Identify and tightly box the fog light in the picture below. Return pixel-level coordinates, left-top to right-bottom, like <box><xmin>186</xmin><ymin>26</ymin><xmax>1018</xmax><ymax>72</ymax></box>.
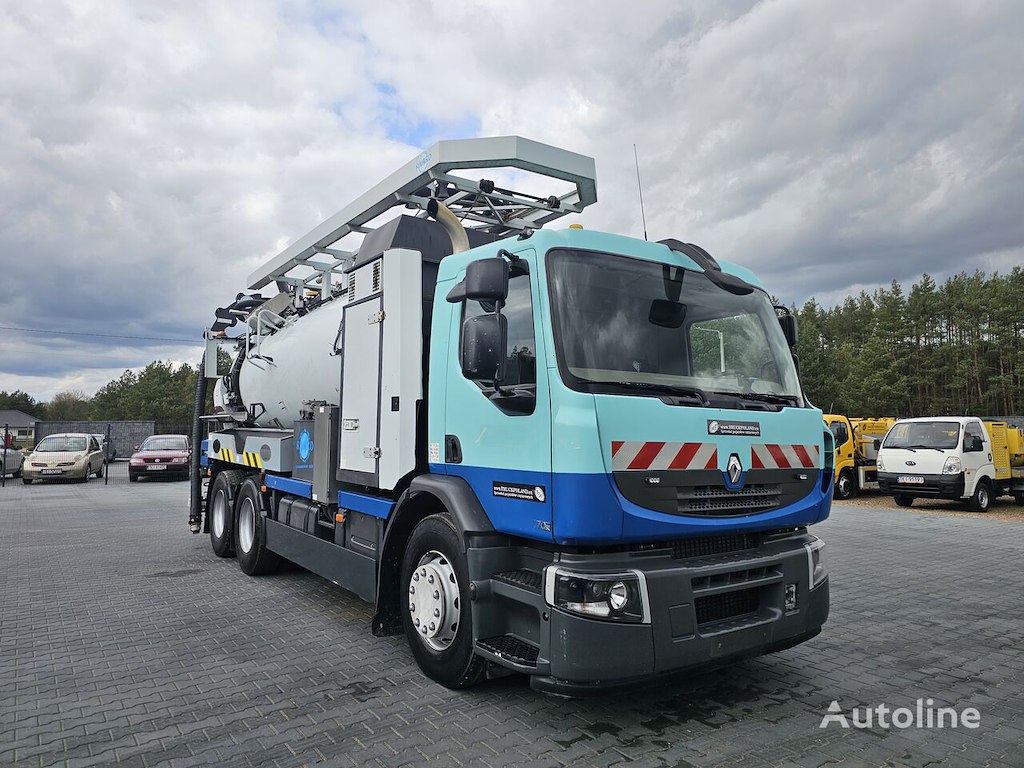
<box><xmin>785</xmin><ymin>583</ymin><xmax>798</xmax><ymax>610</ymax></box>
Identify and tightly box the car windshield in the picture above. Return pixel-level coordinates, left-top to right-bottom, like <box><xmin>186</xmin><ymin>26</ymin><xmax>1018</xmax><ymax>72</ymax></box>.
<box><xmin>883</xmin><ymin>421</ymin><xmax>960</xmax><ymax>450</ymax></box>
<box><xmin>36</xmin><ymin>436</ymin><xmax>87</xmax><ymax>452</ymax></box>
<box><xmin>546</xmin><ymin>249</ymin><xmax>803</xmax><ymax>405</ymax></box>
<box><xmin>142</xmin><ymin>437</ymin><xmax>188</xmax><ymax>451</ymax></box>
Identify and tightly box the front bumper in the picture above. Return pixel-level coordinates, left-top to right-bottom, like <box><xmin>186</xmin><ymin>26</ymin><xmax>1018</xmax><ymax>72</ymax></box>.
<box><xmin>129</xmin><ymin>463</ymin><xmax>190</xmax><ymax>479</ymax></box>
<box><xmin>471</xmin><ymin>530</ymin><xmax>829</xmax><ymax>693</ymax></box>
<box><xmin>877</xmin><ymin>471</ymin><xmax>965</xmax><ymax>499</ymax></box>
<box><xmin>23</xmin><ymin>463</ymin><xmax>88</xmax><ymax>481</ymax></box>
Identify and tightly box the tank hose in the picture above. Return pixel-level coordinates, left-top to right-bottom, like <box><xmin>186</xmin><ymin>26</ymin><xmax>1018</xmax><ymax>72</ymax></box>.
<box><xmin>188</xmin><ymin>351</ymin><xmax>209</xmax><ymax>533</ymax></box>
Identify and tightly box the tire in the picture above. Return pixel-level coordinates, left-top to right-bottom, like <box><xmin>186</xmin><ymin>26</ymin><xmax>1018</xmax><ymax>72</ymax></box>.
<box><xmin>894</xmin><ymin>494</ymin><xmax>914</xmax><ymax>507</ymax></box>
<box><xmin>95</xmin><ymin>462</ymin><xmax>104</xmax><ymax>479</ymax></box>
<box><xmin>80</xmin><ymin>467</ymin><xmax>90</xmax><ymax>483</ymax></box>
<box><xmin>13</xmin><ymin>464</ymin><xmax>22</xmax><ymax>479</ymax></box>
<box><xmin>208</xmin><ymin>470</ymin><xmax>245</xmax><ymax>558</ymax></box>
<box><xmin>129</xmin><ymin>474</ymin><xmax>138</xmax><ymax>482</ymax></box>
<box><xmin>835</xmin><ymin>469</ymin><xmax>856</xmax><ymax>501</ymax></box>
<box><xmin>401</xmin><ymin>514</ymin><xmax>486</xmax><ymax>689</ymax></box>
<box><xmin>968</xmin><ymin>479</ymin><xmax>991</xmax><ymax>513</ymax></box>
<box><xmin>1014</xmin><ymin>491</ymin><xmax>1024</xmax><ymax>507</ymax></box>
<box><xmin>22</xmin><ymin>478</ymin><xmax>31</xmax><ymax>485</ymax></box>
<box><xmin>234</xmin><ymin>478</ymin><xmax>281</xmax><ymax>576</ymax></box>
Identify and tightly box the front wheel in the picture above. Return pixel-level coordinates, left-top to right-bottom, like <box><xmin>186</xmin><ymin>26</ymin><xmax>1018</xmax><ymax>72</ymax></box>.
<box><xmin>1014</xmin><ymin>490</ymin><xmax>1024</xmax><ymax>506</ymax></box>
<box><xmin>95</xmin><ymin>462</ymin><xmax>104</xmax><ymax>479</ymax></box>
<box><xmin>968</xmin><ymin>479</ymin><xmax>991</xmax><ymax>513</ymax></box>
<box><xmin>401</xmin><ymin>515</ymin><xmax>486</xmax><ymax>689</ymax></box>
<box><xmin>894</xmin><ymin>494</ymin><xmax>914</xmax><ymax>507</ymax></box>
<box><xmin>835</xmin><ymin>469</ymin><xmax>856</xmax><ymax>501</ymax></box>
<box><xmin>234</xmin><ymin>478</ymin><xmax>280</xmax><ymax>576</ymax></box>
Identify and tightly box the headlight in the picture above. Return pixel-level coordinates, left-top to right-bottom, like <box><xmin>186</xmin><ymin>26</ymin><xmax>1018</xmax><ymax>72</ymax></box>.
<box><xmin>942</xmin><ymin>456</ymin><xmax>962</xmax><ymax>474</ymax></box>
<box><xmin>544</xmin><ymin>568</ymin><xmax>650</xmax><ymax>623</ymax></box>
<box><xmin>877</xmin><ymin>456</ymin><xmax>885</xmax><ymax>472</ymax></box>
<box><xmin>130</xmin><ymin>458</ymin><xmax>144</xmax><ymax>465</ymax></box>
<box><xmin>805</xmin><ymin>538</ymin><xmax>828</xmax><ymax>589</ymax></box>
<box><xmin>171</xmin><ymin>457</ymin><xmax>188</xmax><ymax>464</ymax></box>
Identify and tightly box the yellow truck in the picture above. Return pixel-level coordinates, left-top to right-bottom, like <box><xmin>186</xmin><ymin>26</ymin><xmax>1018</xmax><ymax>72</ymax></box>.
<box><xmin>877</xmin><ymin>417</ymin><xmax>1024</xmax><ymax>511</ymax></box>
<box><xmin>824</xmin><ymin>415</ymin><xmax>895</xmax><ymax>500</ymax></box>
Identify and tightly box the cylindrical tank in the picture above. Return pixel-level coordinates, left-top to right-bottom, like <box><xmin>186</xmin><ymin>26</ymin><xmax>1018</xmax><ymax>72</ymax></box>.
<box><xmin>214</xmin><ymin>299</ymin><xmax>345</xmax><ymax>428</ymax></box>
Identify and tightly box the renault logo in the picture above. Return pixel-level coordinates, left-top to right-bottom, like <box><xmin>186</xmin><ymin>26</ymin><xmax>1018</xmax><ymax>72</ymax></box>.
<box><xmin>727</xmin><ymin>453</ymin><xmax>743</xmax><ymax>485</ymax></box>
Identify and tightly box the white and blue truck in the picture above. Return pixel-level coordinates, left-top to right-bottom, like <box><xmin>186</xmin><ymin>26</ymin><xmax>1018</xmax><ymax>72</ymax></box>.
<box><xmin>189</xmin><ymin>137</ymin><xmax>832</xmax><ymax>693</ymax></box>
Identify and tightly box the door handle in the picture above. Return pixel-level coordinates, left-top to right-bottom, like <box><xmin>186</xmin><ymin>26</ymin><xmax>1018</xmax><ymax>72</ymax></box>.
<box><xmin>445</xmin><ymin>435</ymin><xmax>462</xmax><ymax>464</ymax></box>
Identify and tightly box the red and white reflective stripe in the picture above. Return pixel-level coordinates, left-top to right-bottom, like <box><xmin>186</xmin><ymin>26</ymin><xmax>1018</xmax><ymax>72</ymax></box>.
<box><xmin>750</xmin><ymin>444</ymin><xmax>820</xmax><ymax>469</ymax></box>
<box><xmin>611</xmin><ymin>441</ymin><xmax>718</xmax><ymax>471</ymax></box>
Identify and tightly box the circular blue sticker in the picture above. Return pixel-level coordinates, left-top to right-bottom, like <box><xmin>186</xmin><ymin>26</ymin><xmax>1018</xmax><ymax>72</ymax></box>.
<box><xmin>297</xmin><ymin>429</ymin><xmax>313</xmax><ymax>462</ymax></box>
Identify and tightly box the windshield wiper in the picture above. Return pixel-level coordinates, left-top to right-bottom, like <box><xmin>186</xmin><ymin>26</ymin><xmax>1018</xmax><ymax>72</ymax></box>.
<box><xmin>592</xmin><ymin>381</ymin><xmax>710</xmax><ymax>406</ymax></box>
<box><xmin>712</xmin><ymin>391</ymin><xmax>800</xmax><ymax>407</ymax></box>
<box><xmin>904</xmin><ymin>444</ymin><xmax>945</xmax><ymax>452</ymax></box>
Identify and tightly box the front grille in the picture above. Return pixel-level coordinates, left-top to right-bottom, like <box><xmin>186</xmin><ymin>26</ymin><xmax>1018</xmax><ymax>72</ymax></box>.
<box><xmin>670</xmin><ymin>533</ymin><xmax>760</xmax><ymax>559</ymax></box>
<box><xmin>677</xmin><ymin>484</ymin><xmax>781</xmax><ymax>517</ymax></box>
<box><xmin>695</xmin><ymin>588</ymin><xmax>760</xmax><ymax>626</ymax></box>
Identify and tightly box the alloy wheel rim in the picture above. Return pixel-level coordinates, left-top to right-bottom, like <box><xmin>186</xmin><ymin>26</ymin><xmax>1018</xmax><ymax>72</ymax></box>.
<box><xmin>238</xmin><ymin>498</ymin><xmax>256</xmax><ymax>553</ymax></box>
<box><xmin>408</xmin><ymin>550</ymin><xmax>460</xmax><ymax>651</ymax></box>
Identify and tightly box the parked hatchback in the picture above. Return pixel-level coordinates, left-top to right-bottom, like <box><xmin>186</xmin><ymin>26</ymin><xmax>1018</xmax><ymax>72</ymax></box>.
<box><xmin>23</xmin><ymin>433</ymin><xmax>105</xmax><ymax>484</ymax></box>
<box><xmin>129</xmin><ymin>434</ymin><xmax>191</xmax><ymax>481</ymax></box>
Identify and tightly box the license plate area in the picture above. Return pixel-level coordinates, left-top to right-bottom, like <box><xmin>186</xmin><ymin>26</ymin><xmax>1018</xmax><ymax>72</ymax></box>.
<box><xmin>147</xmin><ymin>465</ymin><xmax>167</xmax><ymax>471</ymax></box>
<box><xmin>897</xmin><ymin>475</ymin><xmax>924</xmax><ymax>484</ymax></box>
<box><xmin>40</xmin><ymin>468</ymin><xmax>62</xmax><ymax>475</ymax></box>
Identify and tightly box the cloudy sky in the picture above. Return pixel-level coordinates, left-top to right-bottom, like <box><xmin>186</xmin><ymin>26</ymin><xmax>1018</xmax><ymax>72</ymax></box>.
<box><xmin>1</xmin><ymin>0</ymin><xmax>1021</xmax><ymax>400</ymax></box>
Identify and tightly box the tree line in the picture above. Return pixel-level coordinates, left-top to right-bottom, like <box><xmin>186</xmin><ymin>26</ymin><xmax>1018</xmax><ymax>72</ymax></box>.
<box><xmin>0</xmin><ymin>361</ymin><xmax>202</xmax><ymax>425</ymax></box>
<box><xmin>795</xmin><ymin>269</ymin><xmax>1024</xmax><ymax>418</ymax></box>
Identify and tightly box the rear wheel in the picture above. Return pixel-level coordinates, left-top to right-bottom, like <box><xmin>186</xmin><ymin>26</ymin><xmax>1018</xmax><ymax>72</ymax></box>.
<box><xmin>1014</xmin><ymin>490</ymin><xmax>1024</xmax><ymax>506</ymax></box>
<box><xmin>968</xmin><ymin>479</ymin><xmax>991</xmax><ymax>513</ymax></box>
<box><xmin>208</xmin><ymin>470</ymin><xmax>245</xmax><ymax>558</ymax></box>
<box><xmin>94</xmin><ymin>462</ymin><xmax>104</xmax><ymax>479</ymax></box>
<box><xmin>835</xmin><ymin>469</ymin><xmax>856</xmax><ymax>501</ymax></box>
<box><xmin>401</xmin><ymin>514</ymin><xmax>486</xmax><ymax>689</ymax></box>
<box><xmin>234</xmin><ymin>478</ymin><xmax>281</xmax><ymax>576</ymax></box>
<box><xmin>894</xmin><ymin>494</ymin><xmax>914</xmax><ymax>507</ymax></box>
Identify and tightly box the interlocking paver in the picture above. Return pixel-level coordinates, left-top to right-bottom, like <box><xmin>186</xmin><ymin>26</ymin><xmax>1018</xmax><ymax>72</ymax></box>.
<box><xmin>2</xmin><ymin>481</ymin><xmax>1022</xmax><ymax>766</ymax></box>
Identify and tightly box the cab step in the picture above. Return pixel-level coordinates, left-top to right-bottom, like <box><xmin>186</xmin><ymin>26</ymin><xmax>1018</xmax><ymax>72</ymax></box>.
<box><xmin>492</xmin><ymin>569</ymin><xmax>543</xmax><ymax>594</ymax></box>
<box><xmin>477</xmin><ymin>635</ymin><xmax>540</xmax><ymax>668</ymax></box>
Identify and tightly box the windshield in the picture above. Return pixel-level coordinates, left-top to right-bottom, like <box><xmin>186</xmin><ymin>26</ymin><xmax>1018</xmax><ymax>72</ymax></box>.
<box><xmin>36</xmin><ymin>436</ymin><xmax>87</xmax><ymax>453</ymax></box>
<box><xmin>883</xmin><ymin>421</ymin><xmax>960</xmax><ymax>450</ymax></box>
<box><xmin>142</xmin><ymin>437</ymin><xmax>188</xmax><ymax>451</ymax></box>
<box><xmin>546</xmin><ymin>249</ymin><xmax>803</xmax><ymax>405</ymax></box>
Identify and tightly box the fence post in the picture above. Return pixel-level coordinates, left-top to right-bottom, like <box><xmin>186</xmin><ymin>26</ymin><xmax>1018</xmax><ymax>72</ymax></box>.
<box><xmin>105</xmin><ymin>423</ymin><xmax>111</xmax><ymax>486</ymax></box>
<box><xmin>2</xmin><ymin>424</ymin><xmax>8</xmax><ymax>488</ymax></box>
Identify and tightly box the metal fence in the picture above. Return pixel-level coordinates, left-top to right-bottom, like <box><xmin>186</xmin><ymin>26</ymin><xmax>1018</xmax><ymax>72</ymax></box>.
<box><xmin>1</xmin><ymin>423</ymin><xmax>201</xmax><ymax>489</ymax></box>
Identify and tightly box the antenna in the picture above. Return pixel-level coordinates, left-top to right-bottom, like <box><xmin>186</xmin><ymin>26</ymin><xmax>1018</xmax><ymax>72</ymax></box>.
<box><xmin>633</xmin><ymin>143</ymin><xmax>648</xmax><ymax>241</ymax></box>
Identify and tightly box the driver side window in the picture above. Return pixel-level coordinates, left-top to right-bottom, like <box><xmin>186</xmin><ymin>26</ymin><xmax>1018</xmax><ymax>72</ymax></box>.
<box><xmin>463</xmin><ymin>273</ymin><xmax>537</xmax><ymax>389</ymax></box>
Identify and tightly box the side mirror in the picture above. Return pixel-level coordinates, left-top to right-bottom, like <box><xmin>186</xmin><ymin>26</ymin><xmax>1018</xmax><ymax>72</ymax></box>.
<box><xmin>464</xmin><ymin>258</ymin><xmax>509</xmax><ymax>301</ymax></box>
<box><xmin>778</xmin><ymin>314</ymin><xmax>798</xmax><ymax>347</ymax></box>
<box><xmin>133</xmin><ymin>445</ymin><xmax>140</xmax><ymax>451</ymax></box>
<box><xmin>873</xmin><ymin>439</ymin><xmax>881</xmax><ymax>452</ymax></box>
<box><xmin>461</xmin><ymin>314</ymin><xmax>507</xmax><ymax>381</ymax></box>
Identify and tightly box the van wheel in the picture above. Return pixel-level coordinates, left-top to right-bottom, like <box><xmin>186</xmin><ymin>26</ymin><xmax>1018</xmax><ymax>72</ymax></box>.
<box><xmin>401</xmin><ymin>514</ymin><xmax>486</xmax><ymax>689</ymax></box>
<box><xmin>235</xmin><ymin>478</ymin><xmax>281</xmax><ymax>576</ymax></box>
<box><xmin>835</xmin><ymin>469</ymin><xmax>856</xmax><ymax>500</ymax></box>
<box><xmin>894</xmin><ymin>494</ymin><xmax>914</xmax><ymax>507</ymax></box>
<box><xmin>1014</xmin><ymin>491</ymin><xmax>1024</xmax><ymax>506</ymax></box>
<box><xmin>968</xmin><ymin>479</ymin><xmax>991</xmax><ymax>513</ymax></box>
<box><xmin>208</xmin><ymin>470</ymin><xmax>245</xmax><ymax>558</ymax></box>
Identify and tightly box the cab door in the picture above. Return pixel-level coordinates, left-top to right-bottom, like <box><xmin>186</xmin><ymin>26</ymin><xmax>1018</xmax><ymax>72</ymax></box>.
<box><xmin>441</xmin><ymin>252</ymin><xmax>553</xmax><ymax>540</ymax></box>
<box><xmin>962</xmin><ymin>420</ymin><xmax>991</xmax><ymax>493</ymax></box>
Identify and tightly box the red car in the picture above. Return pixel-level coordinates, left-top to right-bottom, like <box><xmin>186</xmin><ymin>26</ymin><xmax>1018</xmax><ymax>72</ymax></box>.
<box><xmin>129</xmin><ymin>434</ymin><xmax>191</xmax><ymax>482</ymax></box>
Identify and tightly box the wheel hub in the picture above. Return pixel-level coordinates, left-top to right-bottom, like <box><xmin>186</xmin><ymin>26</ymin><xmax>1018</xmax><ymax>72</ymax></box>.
<box><xmin>238</xmin><ymin>498</ymin><xmax>256</xmax><ymax>553</ymax></box>
<box><xmin>407</xmin><ymin>551</ymin><xmax>460</xmax><ymax>651</ymax></box>
<box><xmin>212</xmin><ymin>492</ymin><xmax>227</xmax><ymax>538</ymax></box>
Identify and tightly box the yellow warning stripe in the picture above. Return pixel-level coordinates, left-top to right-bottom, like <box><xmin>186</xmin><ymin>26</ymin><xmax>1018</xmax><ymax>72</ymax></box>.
<box><xmin>241</xmin><ymin>451</ymin><xmax>263</xmax><ymax>469</ymax></box>
<box><xmin>214</xmin><ymin>447</ymin><xmax>262</xmax><ymax>468</ymax></box>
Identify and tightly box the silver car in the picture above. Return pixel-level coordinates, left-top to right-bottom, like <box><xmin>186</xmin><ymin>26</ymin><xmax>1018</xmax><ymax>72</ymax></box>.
<box><xmin>22</xmin><ymin>433</ymin><xmax>105</xmax><ymax>484</ymax></box>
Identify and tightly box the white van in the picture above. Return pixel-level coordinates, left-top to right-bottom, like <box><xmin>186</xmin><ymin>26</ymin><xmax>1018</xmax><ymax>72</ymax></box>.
<box><xmin>876</xmin><ymin>416</ymin><xmax>1024</xmax><ymax>512</ymax></box>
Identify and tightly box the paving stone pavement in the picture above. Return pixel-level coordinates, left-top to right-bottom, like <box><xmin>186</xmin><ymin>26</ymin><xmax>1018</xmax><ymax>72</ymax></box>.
<box><xmin>1</xmin><ymin>481</ymin><xmax>1021</xmax><ymax>767</ymax></box>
